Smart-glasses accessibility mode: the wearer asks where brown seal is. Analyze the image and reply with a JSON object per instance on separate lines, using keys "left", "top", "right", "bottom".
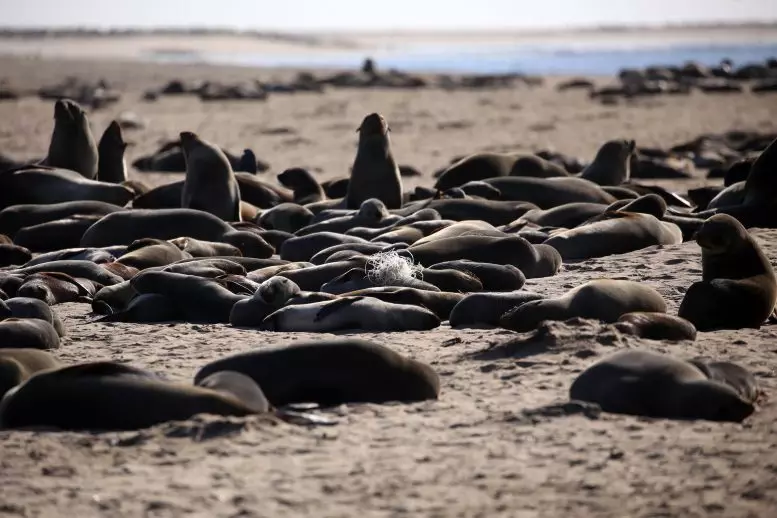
{"left": 42, "top": 98, "right": 98, "bottom": 179}
{"left": 346, "top": 113, "right": 403, "bottom": 210}
{"left": 180, "top": 131, "right": 241, "bottom": 221}
{"left": 97, "top": 120, "right": 128, "bottom": 184}
{"left": 679, "top": 214, "right": 777, "bottom": 331}
{"left": 579, "top": 139, "right": 636, "bottom": 186}
{"left": 0, "top": 348, "right": 62, "bottom": 399}
{"left": 277, "top": 168, "right": 326, "bottom": 205}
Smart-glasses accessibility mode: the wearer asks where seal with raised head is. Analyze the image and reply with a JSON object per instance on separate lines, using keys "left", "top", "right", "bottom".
{"left": 194, "top": 338, "right": 439, "bottom": 406}
{"left": 678, "top": 214, "right": 777, "bottom": 331}
{"left": 180, "top": 131, "right": 241, "bottom": 222}
{"left": 230, "top": 276, "right": 302, "bottom": 327}
{"left": 42, "top": 98, "right": 98, "bottom": 179}
{"left": 579, "top": 139, "right": 636, "bottom": 186}
{"left": 346, "top": 113, "right": 403, "bottom": 210}
{"left": 0, "top": 362, "right": 269, "bottom": 431}
{"left": 500, "top": 279, "right": 667, "bottom": 332}
{"left": 277, "top": 168, "right": 326, "bottom": 205}
{"left": 260, "top": 296, "right": 441, "bottom": 332}
{"left": 97, "top": 120, "right": 128, "bottom": 184}
{"left": 569, "top": 349, "right": 754, "bottom": 422}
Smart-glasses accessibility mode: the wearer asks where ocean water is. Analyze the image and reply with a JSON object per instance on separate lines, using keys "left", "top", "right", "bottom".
{"left": 147, "top": 40, "right": 777, "bottom": 75}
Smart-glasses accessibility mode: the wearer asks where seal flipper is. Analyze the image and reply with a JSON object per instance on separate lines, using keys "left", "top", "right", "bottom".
{"left": 314, "top": 297, "right": 364, "bottom": 322}
{"left": 195, "top": 371, "right": 270, "bottom": 413}
{"left": 238, "top": 149, "right": 258, "bottom": 174}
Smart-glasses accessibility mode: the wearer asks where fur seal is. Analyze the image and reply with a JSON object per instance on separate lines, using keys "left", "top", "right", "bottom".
{"left": 0, "top": 168, "right": 134, "bottom": 210}
{"left": 687, "top": 358, "right": 759, "bottom": 403}
{"left": 0, "top": 349, "right": 62, "bottom": 399}
{"left": 235, "top": 173, "right": 293, "bottom": 209}
{"left": 280, "top": 232, "right": 368, "bottom": 263}
{"left": 2, "top": 297, "right": 65, "bottom": 336}
{"left": 80, "top": 209, "right": 273, "bottom": 258}
{"left": 742, "top": 136, "right": 777, "bottom": 206}
{"left": 194, "top": 339, "right": 440, "bottom": 406}
{"left": 340, "top": 286, "right": 463, "bottom": 320}
{"left": 0, "top": 362, "right": 268, "bottom": 431}
{"left": 257, "top": 203, "right": 314, "bottom": 234}
{"left": 97, "top": 120, "right": 128, "bottom": 183}
{"left": 0, "top": 243, "right": 32, "bottom": 267}
{"left": 14, "top": 259, "right": 124, "bottom": 286}
{"left": 320, "top": 267, "right": 441, "bottom": 295}
{"left": 260, "top": 296, "right": 440, "bottom": 332}
{"left": 616, "top": 312, "right": 697, "bottom": 341}
{"left": 434, "top": 153, "right": 569, "bottom": 191}
{"left": 116, "top": 239, "right": 193, "bottom": 270}
{"left": 169, "top": 237, "right": 242, "bottom": 258}
{"left": 678, "top": 214, "right": 777, "bottom": 331}
{"left": 480, "top": 177, "right": 616, "bottom": 208}
{"left": 346, "top": 113, "right": 403, "bottom": 210}
{"left": 397, "top": 199, "right": 537, "bottom": 227}
{"left": 428, "top": 260, "right": 526, "bottom": 291}
{"left": 569, "top": 349, "right": 754, "bottom": 422}
{"left": 0, "top": 200, "right": 125, "bottom": 238}
{"left": 93, "top": 293, "right": 181, "bottom": 323}
{"left": 296, "top": 199, "right": 394, "bottom": 237}
{"left": 16, "top": 272, "right": 93, "bottom": 305}
{"left": 42, "top": 99, "right": 98, "bottom": 179}
{"left": 449, "top": 291, "right": 546, "bottom": 328}
{"left": 129, "top": 270, "right": 246, "bottom": 324}
{"left": 0, "top": 318, "right": 61, "bottom": 350}
{"left": 408, "top": 235, "right": 561, "bottom": 278}
{"left": 543, "top": 212, "right": 682, "bottom": 261}
{"left": 579, "top": 139, "right": 636, "bottom": 186}
{"left": 278, "top": 260, "right": 367, "bottom": 292}
{"left": 180, "top": 131, "right": 241, "bottom": 222}
{"left": 310, "top": 242, "right": 389, "bottom": 265}
{"left": 505, "top": 203, "right": 608, "bottom": 231}
{"left": 277, "top": 168, "right": 326, "bottom": 205}
{"left": 501, "top": 279, "right": 667, "bottom": 332}
{"left": 230, "top": 276, "right": 303, "bottom": 327}
{"left": 13, "top": 215, "right": 102, "bottom": 253}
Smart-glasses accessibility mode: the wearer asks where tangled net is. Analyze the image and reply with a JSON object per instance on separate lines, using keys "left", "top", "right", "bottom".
{"left": 365, "top": 250, "right": 424, "bottom": 286}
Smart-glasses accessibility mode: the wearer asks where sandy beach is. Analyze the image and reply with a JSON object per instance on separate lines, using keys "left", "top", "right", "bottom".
{"left": 1, "top": 33, "right": 777, "bottom": 517}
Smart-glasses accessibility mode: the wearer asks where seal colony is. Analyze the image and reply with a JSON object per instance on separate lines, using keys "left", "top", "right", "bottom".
{"left": 0, "top": 72, "right": 775, "bottom": 516}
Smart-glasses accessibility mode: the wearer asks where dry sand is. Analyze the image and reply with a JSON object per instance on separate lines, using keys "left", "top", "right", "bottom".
{"left": 1, "top": 49, "right": 777, "bottom": 517}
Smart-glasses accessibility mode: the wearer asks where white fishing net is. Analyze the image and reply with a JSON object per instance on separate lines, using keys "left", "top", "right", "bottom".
{"left": 365, "top": 250, "right": 423, "bottom": 286}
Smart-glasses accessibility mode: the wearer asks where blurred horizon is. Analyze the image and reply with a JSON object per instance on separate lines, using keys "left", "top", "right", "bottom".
{"left": 1, "top": 0, "right": 776, "bottom": 32}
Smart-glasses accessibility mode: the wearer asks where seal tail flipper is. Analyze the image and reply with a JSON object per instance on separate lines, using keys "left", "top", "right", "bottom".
{"left": 314, "top": 297, "right": 364, "bottom": 322}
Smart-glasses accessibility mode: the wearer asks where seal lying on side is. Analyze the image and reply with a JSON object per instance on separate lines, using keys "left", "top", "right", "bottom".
{"left": 616, "top": 312, "right": 697, "bottom": 341}
{"left": 194, "top": 339, "right": 439, "bottom": 406}
{"left": 569, "top": 349, "right": 755, "bottom": 422}
{"left": 579, "top": 139, "right": 636, "bottom": 186}
{"left": 678, "top": 214, "right": 777, "bottom": 331}
{"left": 339, "top": 287, "right": 463, "bottom": 320}
{"left": 180, "top": 131, "right": 241, "bottom": 222}
{"left": 0, "top": 362, "right": 268, "bottom": 431}
{"left": 0, "top": 318, "right": 61, "bottom": 350}
{"left": 500, "top": 279, "right": 666, "bottom": 332}
{"left": 259, "top": 296, "right": 440, "bottom": 332}
{"left": 0, "top": 348, "right": 62, "bottom": 398}
{"left": 346, "top": 113, "right": 403, "bottom": 210}
{"left": 449, "top": 291, "right": 546, "bottom": 328}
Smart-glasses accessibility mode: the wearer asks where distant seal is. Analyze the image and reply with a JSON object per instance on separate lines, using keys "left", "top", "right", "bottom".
{"left": 679, "top": 214, "right": 777, "bottom": 331}
{"left": 0, "top": 318, "right": 61, "bottom": 350}
{"left": 0, "top": 362, "right": 268, "bottom": 431}
{"left": 130, "top": 270, "right": 246, "bottom": 324}
{"left": 257, "top": 203, "right": 314, "bottom": 234}
{"left": 260, "top": 296, "right": 440, "bottom": 332}
{"left": 230, "top": 276, "right": 302, "bottom": 327}
{"left": 0, "top": 168, "right": 134, "bottom": 210}
{"left": 501, "top": 279, "right": 667, "bottom": 332}
{"left": 42, "top": 99, "right": 98, "bottom": 179}
{"left": 449, "top": 291, "right": 546, "bottom": 328}
{"left": 340, "top": 287, "right": 464, "bottom": 320}
{"left": 543, "top": 212, "right": 682, "bottom": 261}
{"left": 0, "top": 200, "right": 126, "bottom": 238}
{"left": 0, "top": 349, "right": 62, "bottom": 399}
{"left": 180, "top": 131, "right": 241, "bottom": 222}
{"left": 277, "top": 168, "right": 326, "bottom": 205}
{"left": 579, "top": 139, "right": 636, "bottom": 186}
{"left": 97, "top": 120, "right": 128, "bottom": 184}
{"left": 569, "top": 349, "right": 754, "bottom": 422}
{"left": 428, "top": 260, "right": 526, "bottom": 291}
{"left": 434, "top": 153, "right": 569, "bottom": 191}
{"left": 194, "top": 338, "right": 440, "bottom": 406}
{"left": 80, "top": 208, "right": 273, "bottom": 258}
{"left": 346, "top": 113, "right": 403, "bottom": 209}
{"left": 408, "top": 235, "right": 561, "bottom": 278}
{"left": 616, "top": 312, "right": 697, "bottom": 341}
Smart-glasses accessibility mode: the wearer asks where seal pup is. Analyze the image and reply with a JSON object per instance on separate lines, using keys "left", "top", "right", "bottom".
{"left": 341, "top": 286, "right": 464, "bottom": 320}
{"left": 543, "top": 212, "right": 682, "bottom": 261}
{"left": 42, "top": 99, "right": 99, "bottom": 179}
{"left": 0, "top": 318, "right": 61, "bottom": 350}
{"left": 346, "top": 113, "right": 403, "bottom": 210}
{"left": 296, "top": 199, "right": 394, "bottom": 237}
{"left": 449, "top": 291, "right": 546, "bottom": 328}
{"left": 194, "top": 339, "right": 439, "bottom": 406}
{"left": 257, "top": 203, "right": 314, "bottom": 234}
{"left": 229, "top": 276, "right": 302, "bottom": 327}
{"left": 579, "top": 139, "right": 636, "bottom": 186}
{"left": 259, "top": 296, "right": 440, "bottom": 332}
{"left": 180, "top": 131, "right": 241, "bottom": 222}
{"left": 0, "top": 200, "right": 125, "bottom": 238}
{"left": 616, "top": 312, "right": 697, "bottom": 341}
{"left": 116, "top": 238, "right": 193, "bottom": 270}
{"left": 427, "top": 260, "right": 526, "bottom": 291}
{"left": 569, "top": 349, "right": 754, "bottom": 422}
{"left": 0, "top": 349, "right": 62, "bottom": 399}
{"left": 97, "top": 120, "right": 128, "bottom": 184}
{"left": 501, "top": 279, "right": 666, "bottom": 332}
{"left": 277, "top": 168, "right": 326, "bottom": 205}
{"left": 679, "top": 214, "right": 777, "bottom": 331}
{"left": 0, "top": 362, "right": 268, "bottom": 431}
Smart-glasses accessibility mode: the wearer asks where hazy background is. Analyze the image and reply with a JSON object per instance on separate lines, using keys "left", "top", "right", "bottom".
{"left": 1, "top": 0, "right": 776, "bottom": 30}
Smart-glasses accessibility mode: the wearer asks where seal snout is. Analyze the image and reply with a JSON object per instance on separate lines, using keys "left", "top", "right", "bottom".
{"left": 357, "top": 113, "right": 389, "bottom": 137}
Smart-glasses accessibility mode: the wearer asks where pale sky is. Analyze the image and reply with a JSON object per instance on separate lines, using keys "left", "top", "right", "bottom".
{"left": 0, "top": 0, "right": 775, "bottom": 30}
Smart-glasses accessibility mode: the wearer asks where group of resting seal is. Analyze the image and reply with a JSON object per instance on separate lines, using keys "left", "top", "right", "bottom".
{"left": 0, "top": 97, "right": 773, "bottom": 430}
